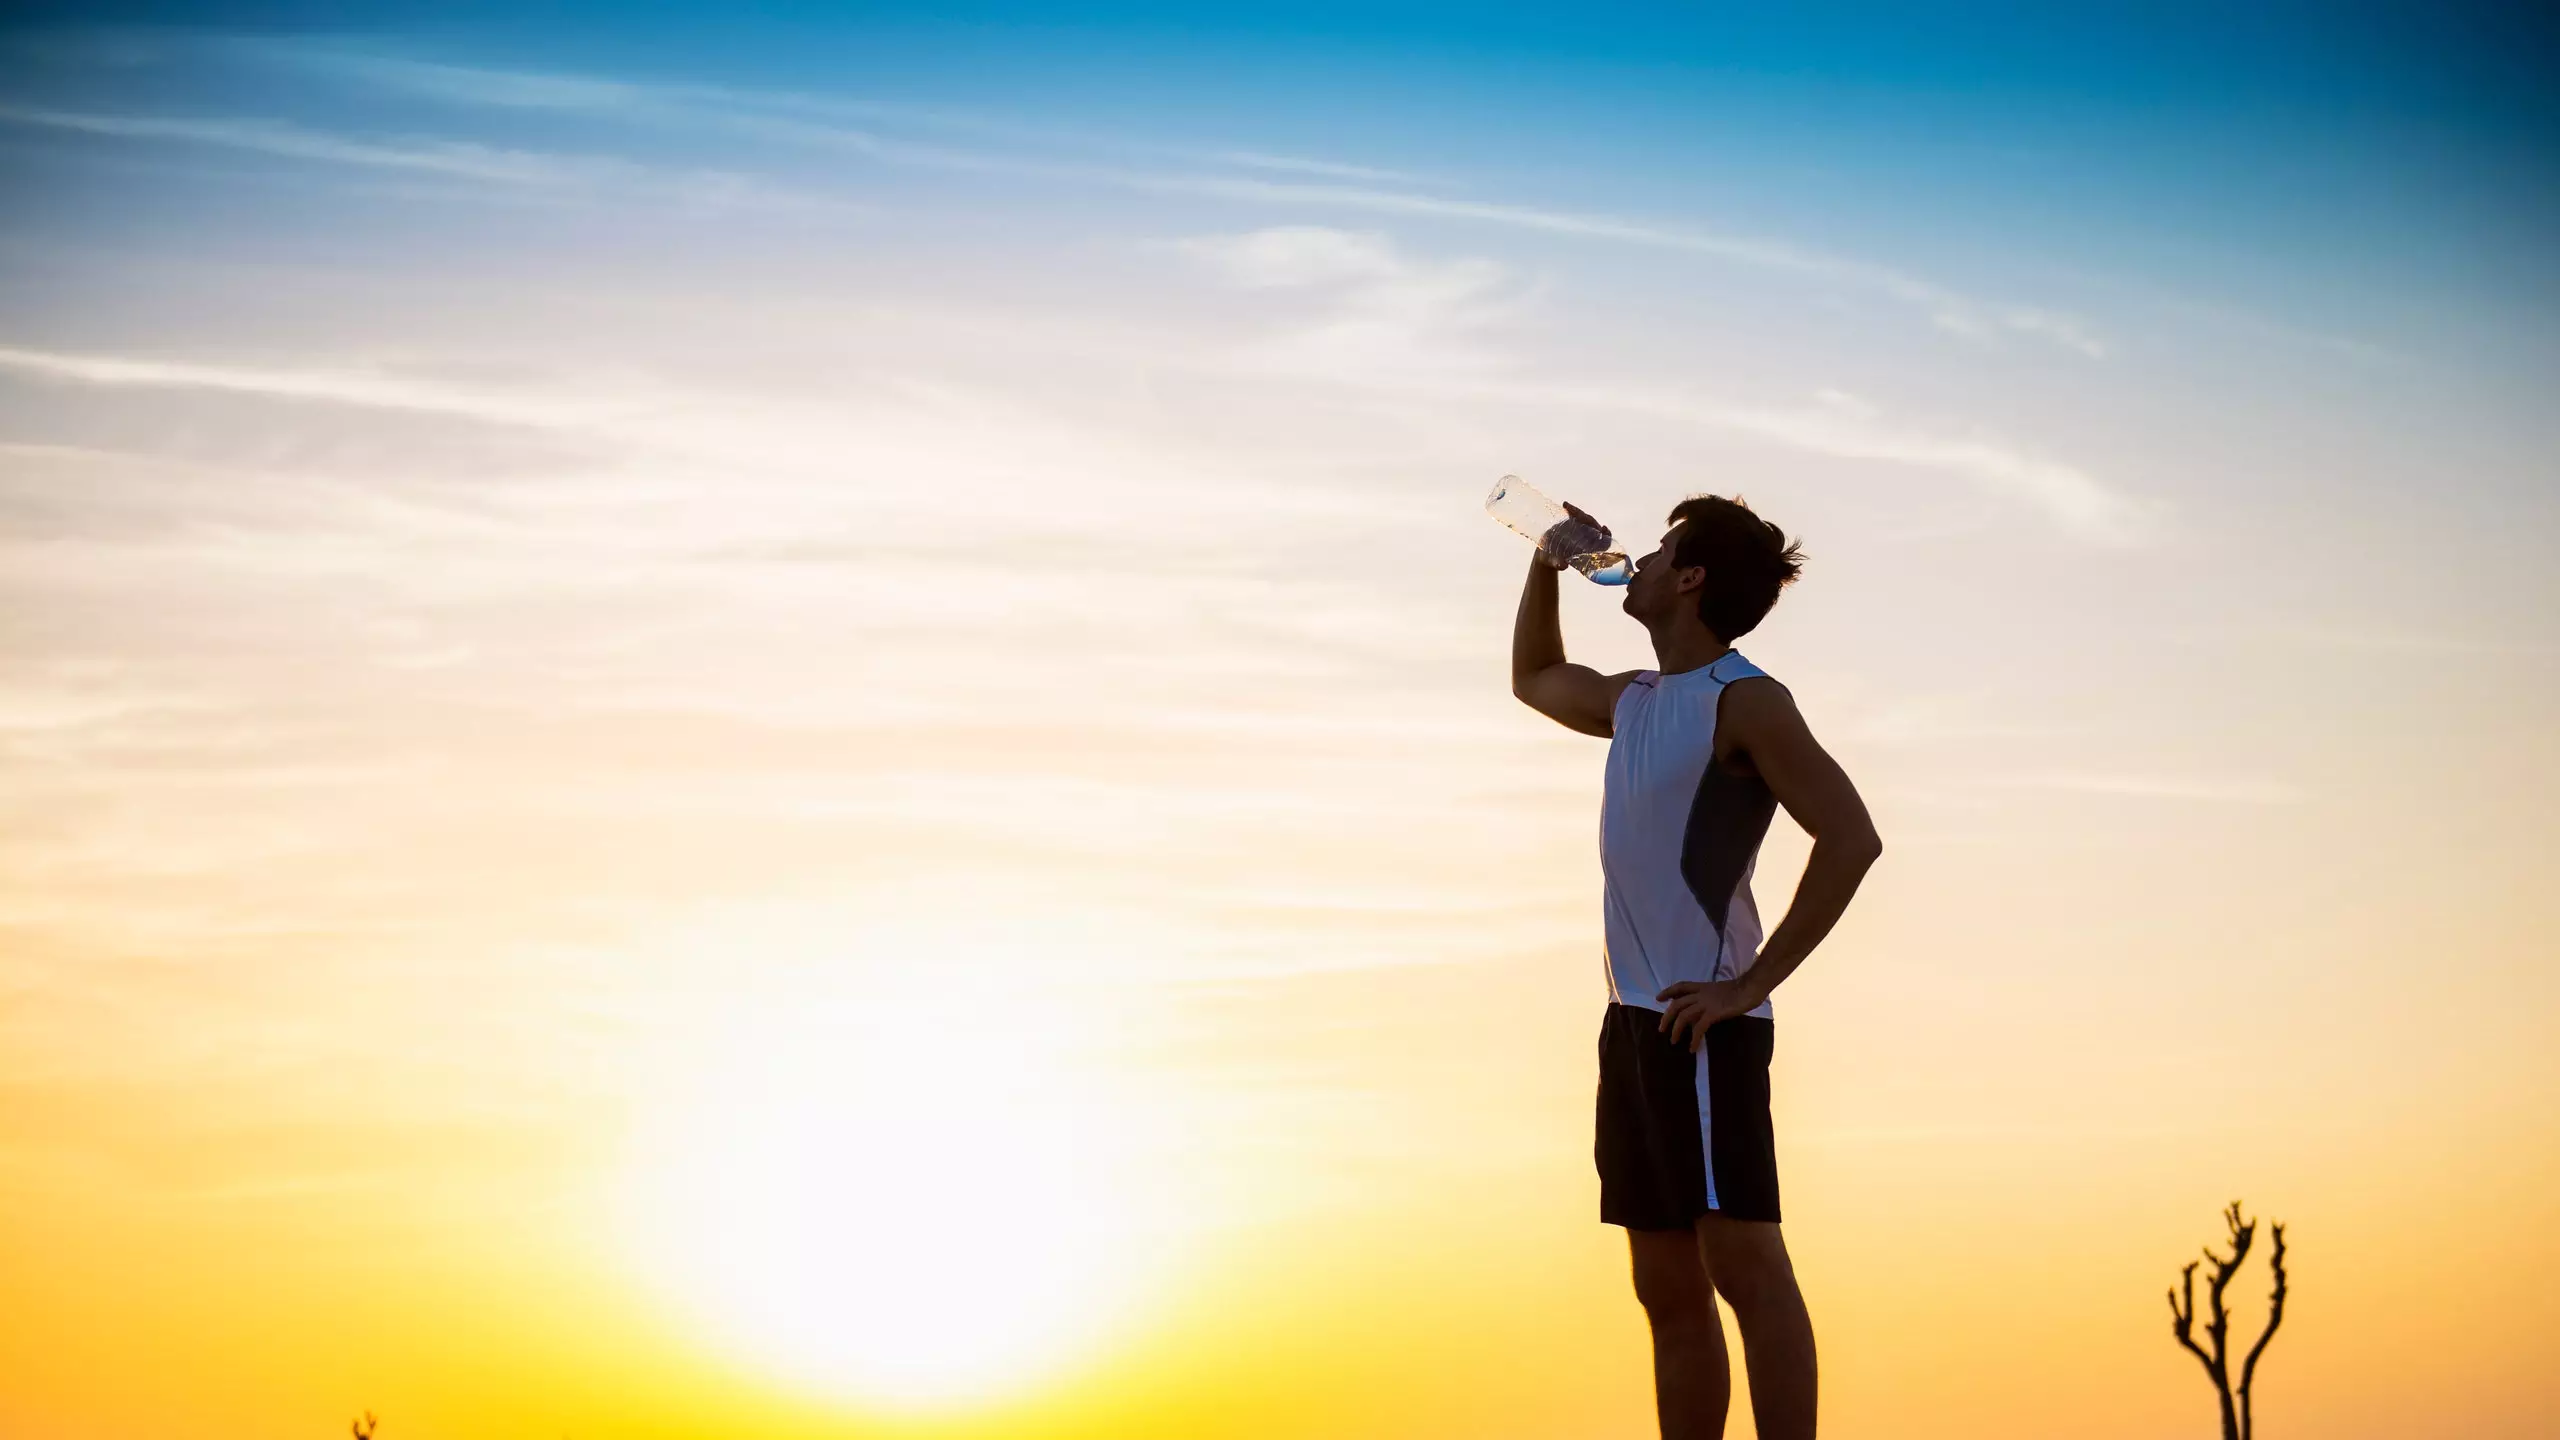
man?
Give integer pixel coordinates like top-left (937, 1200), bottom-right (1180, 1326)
top-left (1511, 494), bottom-right (1882, 1440)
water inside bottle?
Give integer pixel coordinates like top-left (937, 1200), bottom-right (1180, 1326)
top-left (1487, 474), bottom-right (1631, 584)
top-left (1574, 551), bottom-right (1634, 584)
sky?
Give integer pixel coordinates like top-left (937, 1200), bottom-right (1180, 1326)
top-left (1, 4), bottom-right (2555, 1438)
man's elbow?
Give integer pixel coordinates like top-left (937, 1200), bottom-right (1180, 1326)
top-left (1826, 826), bottom-right (1883, 869)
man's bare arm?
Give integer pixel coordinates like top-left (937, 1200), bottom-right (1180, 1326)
top-left (1722, 677), bottom-right (1880, 1001)
top-left (1659, 676), bottom-right (1882, 1047)
top-left (1511, 553), bottom-right (1634, 738)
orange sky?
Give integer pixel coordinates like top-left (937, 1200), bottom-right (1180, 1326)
top-left (3, 20), bottom-right (2557, 1440)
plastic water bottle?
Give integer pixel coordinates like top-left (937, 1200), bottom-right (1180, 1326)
top-left (1485, 475), bottom-right (1633, 584)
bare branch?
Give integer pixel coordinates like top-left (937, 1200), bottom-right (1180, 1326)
top-left (2202, 1242), bottom-right (2234, 1368)
top-left (2237, 1222), bottom-right (2289, 1440)
top-left (2170, 1261), bottom-right (2215, 1372)
top-left (2170, 1201), bottom-right (2265, 1440)
top-left (2224, 1204), bottom-right (2256, 1267)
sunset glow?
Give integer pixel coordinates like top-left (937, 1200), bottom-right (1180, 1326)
top-left (1, 7), bottom-right (2554, 1440)
top-left (617, 957), bottom-right (1165, 1406)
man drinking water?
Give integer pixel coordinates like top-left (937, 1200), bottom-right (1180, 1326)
top-left (1510, 494), bottom-right (1882, 1440)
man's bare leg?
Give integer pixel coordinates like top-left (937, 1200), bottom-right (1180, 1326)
top-left (1629, 1227), bottom-right (1730, 1439)
top-left (1697, 1216), bottom-right (1817, 1440)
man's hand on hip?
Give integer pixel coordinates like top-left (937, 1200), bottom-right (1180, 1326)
top-left (1656, 978), bottom-right (1760, 1052)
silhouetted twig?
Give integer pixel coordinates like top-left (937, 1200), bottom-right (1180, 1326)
top-left (352, 1412), bottom-right (378, 1440)
top-left (2237, 1221), bottom-right (2288, 1440)
top-left (2167, 1200), bottom-right (2288, 1439)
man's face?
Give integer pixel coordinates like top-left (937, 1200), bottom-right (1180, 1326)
top-left (1621, 520), bottom-right (1695, 623)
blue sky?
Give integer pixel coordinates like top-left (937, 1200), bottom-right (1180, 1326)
top-left (8, 3), bottom-right (2554, 346)
top-left (0, 7), bottom-right (2555, 1436)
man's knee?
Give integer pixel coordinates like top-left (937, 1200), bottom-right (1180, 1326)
top-left (1697, 1217), bottom-right (1800, 1313)
top-left (1628, 1228), bottom-right (1717, 1331)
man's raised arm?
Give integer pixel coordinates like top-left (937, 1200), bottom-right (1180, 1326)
top-left (1511, 550), bottom-right (1631, 738)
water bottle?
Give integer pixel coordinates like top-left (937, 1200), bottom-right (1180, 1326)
top-left (1485, 475), bottom-right (1633, 584)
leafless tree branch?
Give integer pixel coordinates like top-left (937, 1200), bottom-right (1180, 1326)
top-left (2168, 1200), bottom-right (2287, 1440)
top-left (2236, 1222), bottom-right (2289, 1440)
top-left (2169, 1260), bottom-right (2215, 1374)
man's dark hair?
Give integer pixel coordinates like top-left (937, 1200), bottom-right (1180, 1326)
top-left (1664, 494), bottom-right (1806, 641)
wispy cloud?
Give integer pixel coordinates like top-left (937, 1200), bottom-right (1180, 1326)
top-left (1154, 235), bottom-right (2141, 540)
top-left (178, 36), bottom-right (2108, 356)
top-left (1142, 173), bottom-right (2106, 355)
top-left (0, 295), bottom-right (2143, 543)
top-left (1574, 384), bottom-right (2141, 542)
top-left (0, 103), bottom-right (590, 185)
top-left (0, 102), bottom-right (849, 213)
top-left (1180, 226), bottom-right (1428, 289)
top-left (1690, 388), bottom-right (2145, 541)
top-left (1213, 151), bottom-right (1426, 185)
top-left (0, 343), bottom-right (597, 428)
top-left (1177, 226), bottom-right (1526, 377)
top-left (238, 45), bottom-right (656, 114)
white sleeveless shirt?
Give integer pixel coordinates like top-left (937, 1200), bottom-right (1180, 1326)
top-left (1599, 649), bottom-right (1779, 1016)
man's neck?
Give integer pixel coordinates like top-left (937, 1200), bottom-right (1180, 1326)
top-left (1649, 621), bottom-right (1733, 676)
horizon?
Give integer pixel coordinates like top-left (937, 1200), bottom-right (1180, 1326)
top-left (1, 5), bottom-right (2554, 1437)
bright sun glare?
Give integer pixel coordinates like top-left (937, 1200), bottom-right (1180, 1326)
top-left (619, 940), bottom-right (1169, 1409)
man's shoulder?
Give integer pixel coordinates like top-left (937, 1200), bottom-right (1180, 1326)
top-left (1714, 671), bottom-right (1799, 730)
top-left (1723, 670), bottom-right (1791, 699)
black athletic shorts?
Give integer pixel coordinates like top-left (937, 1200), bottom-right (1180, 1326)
top-left (1596, 1002), bottom-right (1781, 1228)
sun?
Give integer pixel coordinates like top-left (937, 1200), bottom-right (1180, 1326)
top-left (617, 965), bottom-right (1168, 1409)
